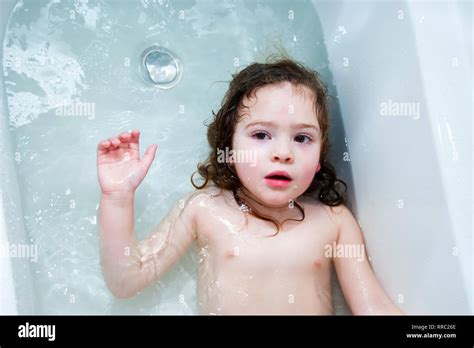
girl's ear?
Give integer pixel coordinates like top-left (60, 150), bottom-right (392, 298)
top-left (316, 163), bottom-right (321, 172)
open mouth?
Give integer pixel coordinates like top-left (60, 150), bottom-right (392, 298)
top-left (265, 175), bottom-right (292, 181)
top-left (265, 171), bottom-right (292, 181)
top-left (264, 171), bottom-right (293, 187)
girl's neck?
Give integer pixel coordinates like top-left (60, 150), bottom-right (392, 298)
top-left (235, 186), bottom-right (299, 218)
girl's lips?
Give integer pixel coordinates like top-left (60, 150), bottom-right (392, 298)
top-left (265, 170), bottom-right (292, 180)
top-left (264, 177), bottom-right (293, 188)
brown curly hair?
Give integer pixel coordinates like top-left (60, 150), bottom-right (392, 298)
top-left (191, 58), bottom-right (347, 235)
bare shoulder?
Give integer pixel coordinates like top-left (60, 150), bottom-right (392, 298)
top-left (298, 197), bottom-right (356, 234)
top-left (297, 196), bottom-right (345, 223)
top-left (316, 202), bottom-right (361, 243)
top-left (178, 186), bottom-right (232, 220)
top-left (184, 186), bottom-right (228, 205)
top-left (325, 203), bottom-right (353, 222)
top-left (182, 187), bottom-right (241, 241)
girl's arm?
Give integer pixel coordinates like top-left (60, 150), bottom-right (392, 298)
top-left (99, 191), bottom-right (198, 298)
top-left (96, 130), bottom-right (197, 298)
top-left (332, 205), bottom-right (404, 315)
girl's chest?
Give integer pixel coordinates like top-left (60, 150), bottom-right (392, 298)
top-left (198, 209), bottom-right (337, 274)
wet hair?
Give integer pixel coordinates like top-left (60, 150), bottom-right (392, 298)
top-left (191, 58), bottom-right (347, 235)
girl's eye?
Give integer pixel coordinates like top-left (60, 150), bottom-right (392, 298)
top-left (294, 134), bottom-right (313, 144)
top-left (252, 131), bottom-right (270, 140)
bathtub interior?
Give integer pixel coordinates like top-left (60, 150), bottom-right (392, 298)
top-left (0, 1), bottom-right (16, 312)
top-left (0, 0), bottom-right (36, 315)
top-left (1, 0), bottom-right (354, 314)
top-left (1, 0), bottom-right (471, 315)
top-left (315, 0), bottom-right (472, 314)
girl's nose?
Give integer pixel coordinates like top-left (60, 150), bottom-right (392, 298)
top-left (271, 146), bottom-right (294, 163)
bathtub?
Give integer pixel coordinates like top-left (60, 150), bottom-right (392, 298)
top-left (0, 0), bottom-right (471, 315)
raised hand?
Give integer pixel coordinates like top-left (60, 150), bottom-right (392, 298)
top-left (97, 130), bottom-right (157, 195)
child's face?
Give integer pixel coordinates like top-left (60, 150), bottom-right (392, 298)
top-left (231, 82), bottom-right (321, 208)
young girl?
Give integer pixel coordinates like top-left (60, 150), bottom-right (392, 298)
top-left (96, 59), bottom-right (403, 315)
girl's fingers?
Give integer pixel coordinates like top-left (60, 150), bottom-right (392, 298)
top-left (130, 130), bottom-right (140, 143)
top-left (97, 140), bottom-right (111, 155)
top-left (119, 132), bottom-right (131, 142)
top-left (98, 140), bottom-right (111, 149)
top-left (140, 144), bottom-right (157, 172)
top-left (103, 130), bottom-right (141, 152)
top-left (108, 137), bottom-right (121, 148)
top-left (118, 132), bottom-right (131, 149)
top-left (129, 129), bottom-right (140, 150)
top-left (130, 130), bottom-right (140, 140)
